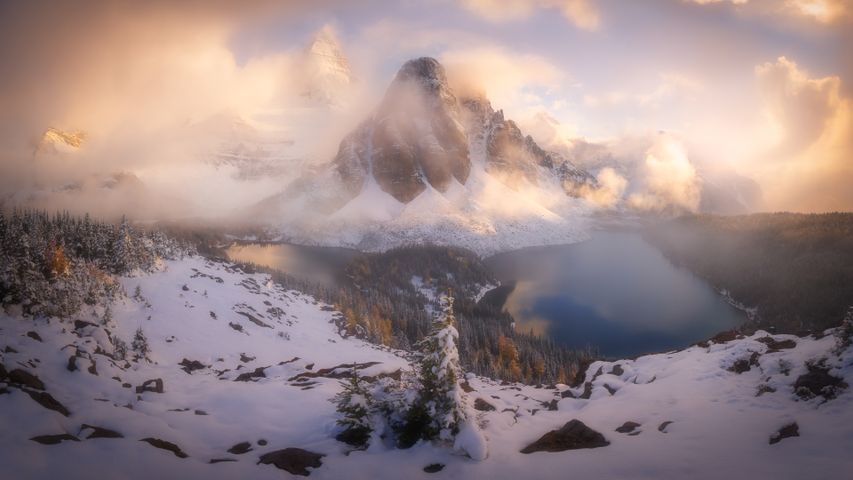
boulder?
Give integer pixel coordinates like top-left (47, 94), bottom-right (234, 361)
top-left (179, 359), bottom-right (207, 374)
top-left (728, 352), bottom-right (761, 374)
top-left (520, 419), bottom-right (609, 454)
top-left (258, 448), bottom-right (324, 476)
top-left (81, 424), bottom-right (123, 439)
top-left (8, 369), bottom-right (45, 390)
top-left (615, 421), bottom-right (641, 434)
top-left (658, 421), bottom-right (674, 433)
top-left (140, 437), bottom-right (188, 458)
top-left (30, 434), bottom-right (80, 445)
top-left (234, 367), bottom-right (268, 382)
top-left (423, 463), bottom-right (445, 473)
top-left (227, 441), bottom-right (253, 455)
top-left (474, 398), bottom-right (496, 412)
top-left (136, 378), bottom-right (164, 394)
top-left (26, 331), bottom-right (42, 342)
top-left (769, 422), bottom-right (799, 445)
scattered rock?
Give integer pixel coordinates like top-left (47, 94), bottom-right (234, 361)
top-left (8, 369), bottom-right (45, 390)
top-left (460, 380), bottom-right (475, 393)
top-left (30, 434), bottom-right (80, 445)
top-left (235, 367), bottom-right (268, 382)
top-left (236, 311), bottom-right (272, 328)
top-left (194, 410), bottom-right (208, 416)
top-left (756, 337), bottom-right (797, 353)
top-left (542, 399), bottom-right (559, 411)
top-left (140, 437), bottom-right (189, 458)
top-left (81, 424), bottom-right (123, 439)
top-left (728, 352), bottom-right (761, 374)
top-left (474, 398), bottom-right (496, 411)
top-left (769, 422), bottom-right (799, 445)
top-left (228, 322), bottom-right (244, 333)
top-left (579, 382), bottom-right (593, 399)
top-left (560, 389), bottom-right (575, 399)
top-left (87, 359), bottom-right (98, 376)
top-left (209, 458), bottom-right (237, 464)
top-left (615, 421), bottom-right (641, 434)
top-left (179, 359), bottom-right (207, 374)
top-left (658, 421), bottom-right (673, 433)
top-left (603, 384), bottom-right (618, 395)
top-left (610, 365), bottom-right (624, 376)
top-left (520, 419), bottom-right (609, 453)
top-left (305, 363), bottom-right (314, 370)
top-left (4, 346), bottom-right (18, 353)
top-left (228, 441), bottom-right (253, 455)
top-left (258, 439), bottom-right (268, 446)
top-left (336, 426), bottom-right (371, 447)
top-left (698, 330), bottom-right (740, 348)
top-left (73, 320), bottom-right (97, 330)
top-left (257, 448), bottom-right (324, 476)
top-left (278, 357), bottom-right (300, 366)
top-left (756, 384), bottom-right (777, 396)
top-left (423, 463), bottom-right (445, 473)
top-left (26, 331), bottom-right (42, 342)
top-left (135, 378), bottom-right (164, 394)
top-left (66, 356), bottom-right (78, 372)
top-left (23, 389), bottom-right (70, 416)
top-left (794, 363), bottom-right (847, 401)
top-left (239, 353), bottom-right (256, 363)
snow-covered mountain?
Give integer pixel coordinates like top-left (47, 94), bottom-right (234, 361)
top-left (300, 25), bottom-right (354, 107)
top-left (254, 58), bottom-right (598, 255)
top-left (1, 254), bottom-right (851, 478)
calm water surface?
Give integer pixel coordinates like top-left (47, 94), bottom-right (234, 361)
top-left (486, 231), bottom-right (745, 358)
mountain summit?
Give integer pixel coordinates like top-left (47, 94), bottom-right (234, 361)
top-left (301, 25), bottom-right (353, 105)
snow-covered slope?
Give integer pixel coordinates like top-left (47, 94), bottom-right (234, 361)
top-left (1, 256), bottom-right (851, 479)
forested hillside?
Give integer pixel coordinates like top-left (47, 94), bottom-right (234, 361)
top-left (645, 213), bottom-right (853, 334)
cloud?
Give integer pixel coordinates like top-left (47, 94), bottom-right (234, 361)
top-left (683, 0), bottom-right (850, 24)
top-left (440, 46), bottom-right (566, 113)
top-left (627, 134), bottom-right (702, 213)
top-left (584, 73), bottom-right (702, 109)
top-left (579, 167), bottom-right (628, 208)
top-left (459, 0), bottom-right (600, 30)
top-left (750, 56), bottom-right (853, 211)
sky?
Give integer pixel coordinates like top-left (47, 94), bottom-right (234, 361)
top-left (0, 0), bottom-right (850, 214)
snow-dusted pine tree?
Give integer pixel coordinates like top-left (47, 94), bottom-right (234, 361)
top-left (417, 293), bottom-right (466, 441)
top-left (332, 368), bottom-right (373, 448)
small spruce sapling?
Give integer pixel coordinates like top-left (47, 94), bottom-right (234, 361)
top-left (332, 368), bottom-right (373, 448)
top-left (131, 327), bottom-right (150, 360)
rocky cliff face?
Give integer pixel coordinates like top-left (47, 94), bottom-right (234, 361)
top-left (332, 57), bottom-right (593, 204)
top-left (334, 57), bottom-right (470, 203)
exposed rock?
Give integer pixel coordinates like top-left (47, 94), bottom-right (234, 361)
top-left (135, 378), bottom-right (164, 394)
top-left (460, 380), bottom-right (475, 393)
top-left (81, 424), bottom-right (123, 439)
top-left (235, 367), bottom-right (268, 382)
top-left (31, 433), bottom-right (80, 445)
top-left (0, 362), bottom-right (7, 380)
top-left (194, 410), bottom-right (208, 416)
top-left (697, 330), bottom-right (740, 348)
top-left (257, 448), bottom-right (324, 476)
top-left (794, 363), bottom-right (847, 401)
top-left (140, 437), bottom-right (189, 458)
top-left (335, 426), bottom-right (371, 447)
top-left (579, 382), bottom-right (593, 400)
top-left (228, 441), bottom-right (253, 455)
top-left (474, 398), bottom-right (496, 411)
top-left (769, 422), bottom-right (799, 445)
top-left (424, 463), bottom-right (445, 473)
top-left (542, 399), bottom-right (559, 411)
top-left (209, 458), bottom-right (237, 464)
top-left (520, 419), bottom-right (609, 454)
top-left (610, 365), bottom-right (624, 376)
top-left (756, 384), bottom-right (777, 396)
top-left (236, 311), bottom-right (272, 328)
top-left (603, 384), bottom-right (618, 395)
top-left (179, 358), bottom-right (207, 374)
top-left (8, 369), bottom-right (45, 390)
top-left (560, 389), bottom-right (575, 399)
top-left (26, 331), bottom-right (42, 342)
top-left (658, 421), bottom-right (674, 433)
top-left (23, 389), bottom-right (70, 416)
top-left (756, 337), bottom-right (797, 353)
top-left (288, 362), bottom-right (381, 382)
top-left (228, 322), bottom-right (244, 332)
top-left (66, 356), bottom-right (78, 372)
top-left (240, 353), bottom-right (256, 363)
top-left (258, 439), bottom-right (268, 446)
top-left (73, 320), bottom-right (97, 330)
top-left (728, 352), bottom-right (761, 374)
top-left (615, 421), bottom-right (641, 434)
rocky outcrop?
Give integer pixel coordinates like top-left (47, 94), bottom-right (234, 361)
top-left (258, 448), bottom-right (324, 476)
top-left (769, 422), bottom-right (799, 445)
top-left (140, 437), bottom-right (189, 458)
top-left (520, 419), bottom-right (609, 453)
top-left (794, 363), bottom-right (847, 401)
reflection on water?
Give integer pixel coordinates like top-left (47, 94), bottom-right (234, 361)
top-left (486, 231), bottom-right (745, 358)
top-left (225, 243), bottom-right (357, 287)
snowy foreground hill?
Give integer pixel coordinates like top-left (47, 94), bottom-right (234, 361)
top-left (1, 255), bottom-right (851, 479)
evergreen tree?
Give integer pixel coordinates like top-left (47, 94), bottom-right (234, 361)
top-left (332, 369), bottom-right (373, 448)
top-left (131, 327), bottom-right (150, 359)
top-left (414, 293), bottom-right (467, 441)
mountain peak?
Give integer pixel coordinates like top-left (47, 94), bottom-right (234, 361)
top-left (35, 127), bottom-right (87, 156)
top-left (301, 25), bottom-right (352, 105)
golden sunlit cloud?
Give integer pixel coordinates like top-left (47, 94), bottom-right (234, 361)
top-left (627, 134), bottom-right (702, 213)
top-left (751, 56), bottom-right (852, 211)
top-left (459, 0), bottom-right (600, 30)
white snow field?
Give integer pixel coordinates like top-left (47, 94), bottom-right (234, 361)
top-left (1, 255), bottom-right (851, 479)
